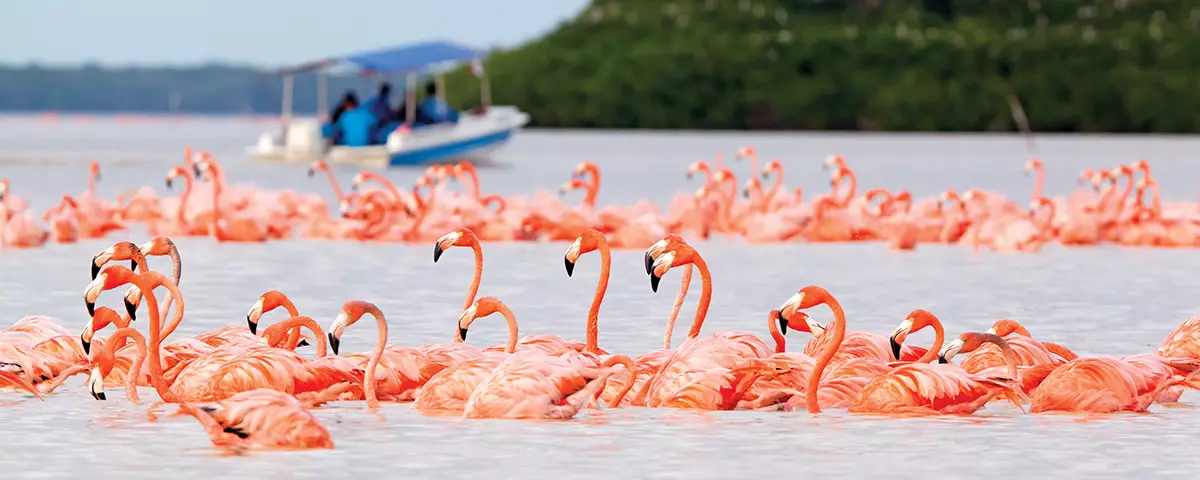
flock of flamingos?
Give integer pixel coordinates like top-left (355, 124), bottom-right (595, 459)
top-left (0, 146), bottom-right (1191, 249)
top-left (0, 147), bottom-right (1197, 452)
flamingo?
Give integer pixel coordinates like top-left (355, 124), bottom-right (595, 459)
top-left (175, 389), bottom-right (334, 449)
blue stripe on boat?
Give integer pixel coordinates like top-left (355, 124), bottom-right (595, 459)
top-left (388, 129), bottom-right (514, 166)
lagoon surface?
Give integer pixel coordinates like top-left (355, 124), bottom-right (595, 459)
top-left (1, 115), bottom-right (1199, 479)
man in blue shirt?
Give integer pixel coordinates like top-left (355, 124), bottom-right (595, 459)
top-left (418, 81), bottom-right (459, 125)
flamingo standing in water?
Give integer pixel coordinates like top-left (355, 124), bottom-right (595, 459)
top-left (414, 296), bottom-right (520, 414)
top-left (639, 236), bottom-right (770, 410)
top-left (326, 301), bottom-right (439, 405)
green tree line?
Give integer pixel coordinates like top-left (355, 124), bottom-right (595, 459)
top-left (2, 0), bottom-right (1198, 132)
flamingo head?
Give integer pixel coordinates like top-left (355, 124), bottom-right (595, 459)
top-left (456, 296), bottom-right (504, 342)
top-left (81, 305), bottom-right (122, 355)
top-left (246, 290), bottom-right (288, 335)
top-left (649, 243), bottom-right (700, 293)
top-left (572, 161), bottom-right (596, 178)
top-left (88, 349), bottom-right (115, 401)
top-left (350, 173), bottom-right (367, 191)
top-left (139, 237), bottom-right (175, 257)
top-left (1131, 159), bottom-right (1149, 172)
top-left (685, 161), bottom-right (707, 180)
top-left (327, 300), bottom-right (376, 355)
top-left (644, 235), bottom-right (686, 276)
top-left (987, 319), bottom-right (1027, 337)
top-left (743, 177), bottom-right (761, 198)
top-left (777, 286), bottom-right (834, 329)
top-left (762, 160), bottom-right (782, 179)
top-left (889, 309), bottom-right (939, 361)
top-left (1022, 158), bottom-right (1042, 174)
top-left (85, 265), bottom-right (138, 319)
top-left (90, 161), bottom-right (102, 181)
top-left (564, 229), bottom-right (606, 276)
top-left (774, 309), bottom-right (823, 338)
top-left (193, 152), bottom-right (213, 178)
top-left (433, 228), bottom-right (479, 263)
top-left (938, 332), bottom-right (1003, 364)
top-left (307, 160), bottom-right (328, 178)
top-left (821, 155), bottom-right (845, 171)
top-left (736, 146), bottom-right (756, 159)
top-left (829, 166), bottom-right (846, 187)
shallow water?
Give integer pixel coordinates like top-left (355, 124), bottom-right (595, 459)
top-left (1, 115), bottom-right (1199, 478)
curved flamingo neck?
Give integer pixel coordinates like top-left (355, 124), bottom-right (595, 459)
top-left (837, 170), bottom-right (858, 207)
top-left (663, 264), bottom-right (692, 350)
top-left (1031, 164), bottom-right (1044, 201)
top-left (176, 171), bottom-right (193, 227)
top-left (133, 273), bottom-right (176, 402)
top-left (464, 242), bottom-right (483, 312)
top-left (269, 316), bottom-right (328, 358)
top-left (497, 304), bottom-right (519, 354)
top-left (915, 316), bottom-right (945, 364)
top-left (362, 305), bottom-right (388, 409)
top-left (320, 168), bottom-right (345, 202)
top-left (464, 166), bottom-right (482, 201)
top-left (584, 239), bottom-right (611, 353)
top-left (364, 173), bottom-right (403, 205)
top-left (764, 168), bottom-right (782, 207)
top-left (685, 254), bottom-right (711, 339)
top-left (807, 297), bottom-right (845, 413)
top-left (768, 314), bottom-right (786, 353)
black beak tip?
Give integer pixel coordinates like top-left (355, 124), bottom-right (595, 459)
top-left (459, 327), bottom-right (469, 341)
top-left (433, 244), bottom-right (444, 263)
top-left (298, 339), bottom-right (310, 348)
top-left (776, 312), bottom-right (789, 336)
top-left (90, 261), bottom-right (100, 280)
top-left (643, 252), bottom-right (653, 275)
top-left (86, 301), bottom-right (95, 318)
top-left (650, 274), bottom-right (661, 293)
top-left (889, 337), bottom-right (902, 362)
top-left (685, 172), bottom-right (693, 180)
top-left (165, 178), bottom-right (174, 188)
top-left (246, 315), bottom-right (257, 335)
top-left (564, 258), bottom-right (575, 277)
top-left (742, 189), bottom-right (750, 198)
top-left (328, 333), bottom-right (340, 355)
top-left (124, 298), bottom-right (137, 322)
top-left (938, 356), bottom-right (949, 364)
top-left (81, 337), bottom-right (91, 355)
top-left (761, 172), bottom-right (769, 180)
top-left (306, 169), bottom-right (315, 178)
top-left (92, 391), bottom-right (106, 401)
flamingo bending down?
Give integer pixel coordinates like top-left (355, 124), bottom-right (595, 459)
top-left (327, 301), bottom-right (437, 406)
top-left (175, 389), bottom-right (334, 449)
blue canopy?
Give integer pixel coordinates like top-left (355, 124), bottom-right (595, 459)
top-left (274, 40), bottom-right (483, 75)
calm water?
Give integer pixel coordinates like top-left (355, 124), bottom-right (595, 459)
top-left (1, 115), bottom-right (1199, 479)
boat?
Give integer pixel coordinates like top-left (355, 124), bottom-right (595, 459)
top-left (247, 40), bottom-right (530, 167)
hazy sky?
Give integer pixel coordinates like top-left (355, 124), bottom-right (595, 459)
top-left (0, 0), bottom-right (589, 66)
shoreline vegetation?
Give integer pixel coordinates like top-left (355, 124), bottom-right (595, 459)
top-left (2, 1), bottom-right (1197, 133)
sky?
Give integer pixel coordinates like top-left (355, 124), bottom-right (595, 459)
top-left (0, 0), bottom-right (589, 67)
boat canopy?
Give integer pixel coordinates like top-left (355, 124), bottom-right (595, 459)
top-left (274, 40), bottom-right (483, 75)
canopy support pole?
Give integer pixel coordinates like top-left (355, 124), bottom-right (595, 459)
top-left (405, 72), bottom-right (417, 126)
top-left (281, 74), bottom-right (294, 123)
top-left (316, 71), bottom-right (328, 119)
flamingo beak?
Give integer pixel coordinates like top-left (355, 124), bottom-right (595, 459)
top-left (457, 305), bottom-right (477, 342)
top-left (80, 332), bottom-right (91, 355)
top-left (775, 310), bottom-right (789, 336)
top-left (564, 257), bottom-right (575, 277)
top-left (328, 312), bottom-right (349, 355)
top-left (124, 296), bottom-right (137, 322)
top-left (246, 299), bottom-right (263, 335)
top-left (84, 275), bottom-right (105, 318)
top-left (889, 318), bottom-right (914, 362)
top-left (306, 168), bottom-right (315, 178)
top-left (88, 366), bottom-right (106, 401)
top-left (327, 333), bottom-right (340, 355)
top-left (433, 244), bottom-right (445, 263)
top-left (938, 338), bottom-right (965, 364)
top-left (643, 251), bottom-right (654, 275)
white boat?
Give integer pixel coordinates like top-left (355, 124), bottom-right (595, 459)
top-left (247, 40), bottom-right (530, 167)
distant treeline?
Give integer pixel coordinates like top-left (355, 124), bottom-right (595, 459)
top-left (4, 0), bottom-right (1200, 132)
top-left (0, 64), bottom-right (380, 114)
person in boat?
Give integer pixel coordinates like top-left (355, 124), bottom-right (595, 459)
top-left (334, 101), bottom-right (374, 147)
top-left (417, 81), bottom-right (460, 125)
top-left (326, 91), bottom-right (359, 145)
top-left (363, 83), bottom-right (395, 145)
